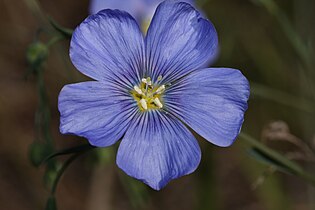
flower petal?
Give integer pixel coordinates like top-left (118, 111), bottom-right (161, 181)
top-left (165, 68), bottom-right (250, 147)
top-left (116, 111), bottom-right (201, 190)
top-left (145, 0), bottom-right (218, 84)
top-left (141, 0), bottom-right (196, 21)
top-left (58, 81), bottom-right (137, 147)
top-left (89, 0), bottom-right (143, 20)
top-left (70, 9), bottom-right (145, 88)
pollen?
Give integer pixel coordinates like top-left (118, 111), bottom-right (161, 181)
top-left (132, 77), bottom-right (166, 111)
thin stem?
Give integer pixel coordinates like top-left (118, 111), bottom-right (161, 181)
top-left (51, 152), bottom-right (84, 194)
top-left (42, 144), bottom-right (95, 165)
top-left (48, 16), bottom-right (73, 38)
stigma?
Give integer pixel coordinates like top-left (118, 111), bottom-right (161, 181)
top-left (132, 77), bottom-right (165, 111)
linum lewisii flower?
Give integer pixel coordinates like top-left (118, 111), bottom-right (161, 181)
top-left (59, 0), bottom-right (250, 190)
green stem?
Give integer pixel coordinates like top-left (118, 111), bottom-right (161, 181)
top-left (42, 144), bottom-right (95, 164)
top-left (51, 152), bottom-right (83, 194)
top-left (239, 132), bottom-right (315, 187)
top-left (48, 16), bottom-right (73, 38)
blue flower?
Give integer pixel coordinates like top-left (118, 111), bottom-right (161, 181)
top-left (59, 0), bottom-right (250, 190)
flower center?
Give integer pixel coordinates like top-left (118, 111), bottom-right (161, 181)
top-left (132, 77), bottom-right (165, 111)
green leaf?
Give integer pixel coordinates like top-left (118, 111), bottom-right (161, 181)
top-left (248, 148), bottom-right (291, 174)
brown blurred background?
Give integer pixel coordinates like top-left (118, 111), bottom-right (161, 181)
top-left (1, 0), bottom-right (315, 209)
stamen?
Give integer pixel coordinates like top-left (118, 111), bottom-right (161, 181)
top-left (147, 77), bottom-right (152, 86)
top-left (155, 85), bottom-right (165, 94)
top-left (134, 85), bottom-right (143, 95)
top-left (133, 77), bottom-right (165, 111)
top-left (139, 99), bottom-right (148, 110)
top-left (153, 98), bottom-right (163, 108)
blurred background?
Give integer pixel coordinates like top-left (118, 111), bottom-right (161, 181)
top-left (1, 0), bottom-right (315, 209)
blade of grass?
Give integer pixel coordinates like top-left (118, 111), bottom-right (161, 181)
top-left (240, 132), bottom-right (315, 187)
